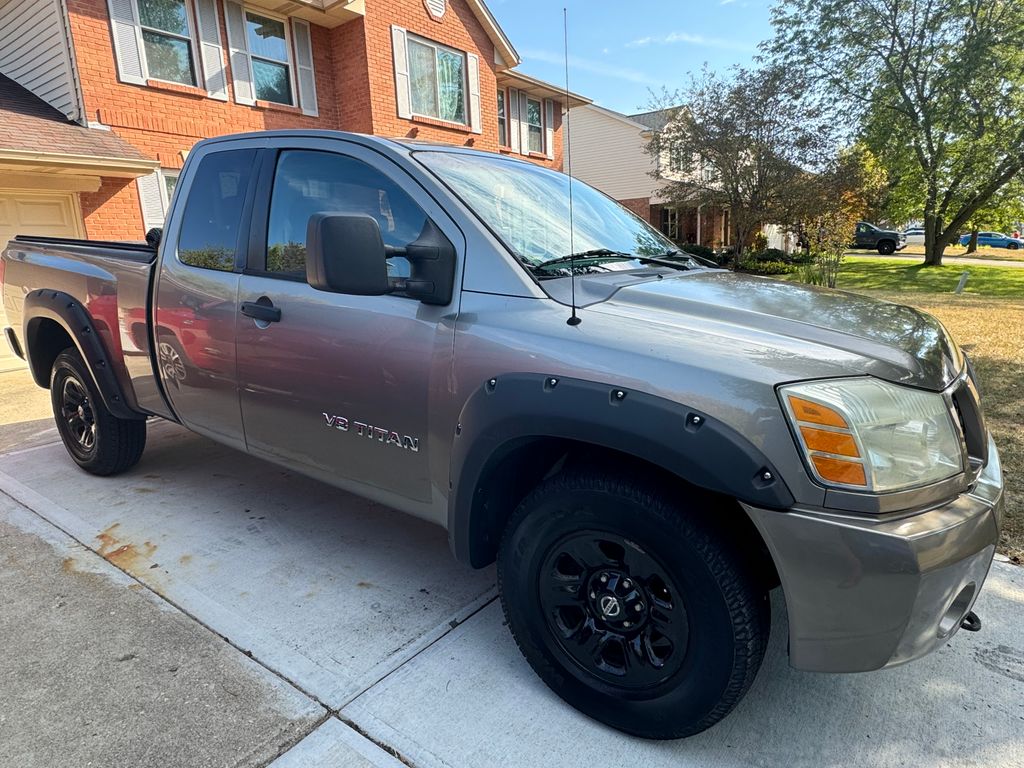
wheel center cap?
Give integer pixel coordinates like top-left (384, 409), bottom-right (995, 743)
top-left (598, 594), bottom-right (622, 618)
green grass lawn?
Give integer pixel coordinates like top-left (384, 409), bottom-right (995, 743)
top-left (833, 257), bottom-right (1024, 297)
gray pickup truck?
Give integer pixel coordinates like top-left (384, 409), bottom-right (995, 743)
top-left (1, 131), bottom-right (1003, 739)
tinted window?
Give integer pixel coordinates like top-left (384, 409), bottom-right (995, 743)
top-left (266, 150), bottom-right (427, 277)
top-left (177, 149), bottom-right (256, 271)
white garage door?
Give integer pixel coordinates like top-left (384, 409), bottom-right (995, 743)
top-left (0, 190), bottom-right (84, 250)
top-left (0, 191), bottom-right (83, 367)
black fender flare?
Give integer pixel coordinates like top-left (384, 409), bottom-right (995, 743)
top-left (22, 289), bottom-right (143, 420)
top-left (448, 373), bottom-right (794, 567)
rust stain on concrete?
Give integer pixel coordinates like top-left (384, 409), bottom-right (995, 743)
top-left (94, 524), bottom-right (157, 574)
top-left (178, 554), bottom-right (192, 566)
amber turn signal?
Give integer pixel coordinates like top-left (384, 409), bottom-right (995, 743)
top-left (811, 455), bottom-right (868, 486)
top-left (799, 426), bottom-right (860, 457)
top-left (787, 396), bottom-right (848, 428)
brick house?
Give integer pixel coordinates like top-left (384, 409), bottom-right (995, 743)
top-left (0, 0), bottom-right (589, 245)
top-left (566, 103), bottom-right (792, 253)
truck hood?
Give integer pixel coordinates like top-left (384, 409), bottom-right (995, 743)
top-left (587, 271), bottom-right (962, 391)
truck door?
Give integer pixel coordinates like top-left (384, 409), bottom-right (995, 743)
top-left (153, 147), bottom-right (260, 450)
top-left (235, 141), bottom-right (461, 509)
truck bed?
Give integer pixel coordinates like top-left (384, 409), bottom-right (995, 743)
top-left (2, 235), bottom-right (169, 418)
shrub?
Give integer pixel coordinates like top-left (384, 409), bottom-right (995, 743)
top-left (748, 247), bottom-right (791, 263)
top-left (679, 243), bottom-right (716, 260)
top-left (739, 259), bottom-right (796, 276)
top-left (752, 231), bottom-right (769, 252)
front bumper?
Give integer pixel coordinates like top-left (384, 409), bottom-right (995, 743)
top-left (744, 436), bottom-right (1002, 673)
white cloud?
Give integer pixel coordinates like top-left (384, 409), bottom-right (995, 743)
top-left (626, 31), bottom-right (755, 51)
top-left (720, 0), bottom-right (736, 5)
top-left (520, 48), bottom-right (656, 85)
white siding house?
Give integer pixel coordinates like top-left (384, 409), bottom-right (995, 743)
top-left (564, 104), bottom-right (660, 203)
top-left (0, 0), bottom-right (83, 122)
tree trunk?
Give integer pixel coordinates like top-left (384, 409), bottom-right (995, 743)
top-left (922, 188), bottom-right (943, 266)
top-left (966, 227), bottom-right (979, 254)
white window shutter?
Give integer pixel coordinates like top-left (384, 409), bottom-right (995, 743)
top-left (544, 99), bottom-right (555, 160)
top-left (137, 172), bottom-right (165, 232)
top-left (519, 91), bottom-right (529, 155)
top-left (107, 0), bottom-right (145, 85)
top-left (392, 26), bottom-right (411, 119)
top-left (291, 19), bottom-right (318, 116)
top-left (467, 53), bottom-right (482, 134)
top-left (194, 0), bottom-right (228, 100)
top-left (224, 0), bottom-right (254, 105)
top-left (507, 87), bottom-right (520, 153)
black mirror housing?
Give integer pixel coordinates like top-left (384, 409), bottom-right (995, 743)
top-left (306, 213), bottom-right (390, 295)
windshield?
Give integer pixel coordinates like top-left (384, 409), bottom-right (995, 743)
top-left (415, 150), bottom-right (681, 273)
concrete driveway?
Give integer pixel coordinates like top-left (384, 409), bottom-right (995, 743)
top-left (1, 421), bottom-right (1023, 767)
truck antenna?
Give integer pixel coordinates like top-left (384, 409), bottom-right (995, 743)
top-left (563, 7), bottom-right (581, 326)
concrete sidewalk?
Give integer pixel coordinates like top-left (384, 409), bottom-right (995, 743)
top-left (1, 422), bottom-right (1022, 767)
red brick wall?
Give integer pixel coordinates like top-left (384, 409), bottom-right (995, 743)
top-left (80, 177), bottom-right (142, 240)
top-left (65, 0), bottom-right (564, 239)
top-left (620, 197), bottom-right (654, 225)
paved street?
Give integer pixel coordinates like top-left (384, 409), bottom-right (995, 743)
top-left (0, 403), bottom-right (1022, 766)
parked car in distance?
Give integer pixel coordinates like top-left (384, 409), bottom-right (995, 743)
top-left (851, 221), bottom-right (907, 255)
top-left (904, 226), bottom-right (925, 245)
top-left (1, 130), bottom-right (1002, 741)
top-left (958, 231), bottom-right (1024, 250)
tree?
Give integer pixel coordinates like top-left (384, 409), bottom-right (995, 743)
top-left (644, 65), bottom-right (833, 259)
top-left (784, 145), bottom-right (888, 287)
top-left (771, 0), bottom-right (1024, 266)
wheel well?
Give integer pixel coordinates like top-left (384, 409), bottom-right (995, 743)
top-left (25, 317), bottom-right (74, 388)
top-left (467, 438), bottom-right (780, 591)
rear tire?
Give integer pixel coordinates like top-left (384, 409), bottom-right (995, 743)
top-left (877, 240), bottom-right (896, 255)
top-left (50, 349), bottom-right (146, 476)
top-left (497, 470), bottom-right (769, 739)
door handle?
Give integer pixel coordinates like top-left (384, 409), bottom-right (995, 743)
top-left (240, 300), bottom-right (281, 323)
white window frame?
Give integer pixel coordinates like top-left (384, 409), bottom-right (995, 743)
top-left (526, 96), bottom-right (543, 154)
top-left (242, 6), bottom-right (298, 107)
top-left (497, 88), bottom-right (507, 147)
top-left (405, 33), bottom-right (469, 126)
top-left (159, 169), bottom-right (180, 212)
top-left (135, 0), bottom-right (202, 87)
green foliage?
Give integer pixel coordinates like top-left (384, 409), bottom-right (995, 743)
top-left (738, 259), bottom-right (796, 276)
top-left (751, 231), bottom-right (768, 253)
top-left (678, 243), bottom-right (716, 260)
top-left (644, 65), bottom-right (834, 258)
top-left (750, 247), bottom-right (790, 263)
top-left (771, 0), bottom-right (1024, 266)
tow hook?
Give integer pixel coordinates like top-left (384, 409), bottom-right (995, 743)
top-left (960, 611), bottom-right (982, 632)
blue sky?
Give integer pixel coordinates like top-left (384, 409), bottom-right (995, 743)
top-left (488, 0), bottom-right (775, 115)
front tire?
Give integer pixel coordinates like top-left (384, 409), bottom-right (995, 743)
top-left (51, 349), bottom-right (146, 476)
top-left (497, 470), bottom-right (769, 739)
top-left (877, 240), bottom-right (896, 255)
top-left (1008, 242), bottom-right (1019, 250)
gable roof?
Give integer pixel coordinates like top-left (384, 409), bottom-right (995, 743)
top-left (0, 74), bottom-right (156, 176)
top-left (464, 0), bottom-right (519, 68)
top-left (628, 108), bottom-right (679, 132)
top-left (579, 103), bottom-right (651, 131)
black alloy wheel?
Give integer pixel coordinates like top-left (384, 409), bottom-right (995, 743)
top-left (59, 374), bottom-right (97, 457)
top-left (540, 531), bottom-right (688, 690)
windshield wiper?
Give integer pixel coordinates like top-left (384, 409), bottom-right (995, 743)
top-left (533, 248), bottom-right (697, 273)
top-left (532, 249), bottom-right (632, 271)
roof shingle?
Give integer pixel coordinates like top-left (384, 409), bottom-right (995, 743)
top-left (0, 74), bottom-right (149, 161)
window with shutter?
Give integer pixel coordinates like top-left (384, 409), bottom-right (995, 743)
top-left (193, 0), bottom-right (227, 99)
top-left (292, 18), bottom-right (318, 116)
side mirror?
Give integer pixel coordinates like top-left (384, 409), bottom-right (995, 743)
top-left (306, 213), bottom-right (390, 295)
